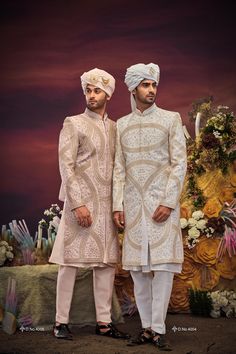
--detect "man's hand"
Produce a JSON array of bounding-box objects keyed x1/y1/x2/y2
[
  {"x1": 73, "y1": 206, "x2": 92, "y2": 227},
  {"x1": 152, "y1": 205, "x2": 172, "y2": 223},
  {"x1": 113, "y1": 211, "x2": 125, "y2": 231}
]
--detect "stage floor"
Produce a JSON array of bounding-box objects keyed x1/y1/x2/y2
[{"x1": 0, "y1": 312, "x2": 235, "y2": 354}]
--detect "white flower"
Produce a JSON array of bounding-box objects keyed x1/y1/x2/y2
[
  {"x1": 196, "y1": 219, "x2": 207, "y2": 230},
  {"x1": 49, "y1": 216, "x2": 61, "y2": 232},
  {"x1": 0, "y1": 241, "x2": 8, "y2": 247},
  {"x1": 210, "y1": 309, "x2": 221, "y2": 318},
  {"x1": 188, "y1": 218, "x2": 197, "y2": 227},
  {"x1": 205, "y1": 227, "x2": 215, "y2": 237},
  {"x1": 0, "y1": 246, "x2": 6, "y2": 256},
  {"x1": 217, "y1": 105, "x2": 229, "y2": 110},
  {"x1": 188, "y1": 227, "x2": 200, "y2": 238},
  {"x1": 213, "y1": 130, "x2": 222, "y2": 139},
  {"x1": 180, "y1": 218, "x2": 188, "y2": 229},
  {"x1": 44, "y1": 209, "x2": 50, "y2": 216},
  {"x1": 187, "y1": 238, "x2": 199, "y2": 249},
  {"x1": 39, "y1": 219, "x2": 47, "y2": 226},
  {"x1": 0, "y1": 254, "x2": 6, "y2": 266},
  {"x1": 0, "y1": 241, "x2": 14, "y2": 265},
  {"x1": 6, "y1": 251, "x2": 14, "y2": 260},
  {"x1": 192, "y1": 210, "x2": 204, "y2": 220},
  {"x1": 220, "y1": 297, "x2": 229, "y2": 307}
]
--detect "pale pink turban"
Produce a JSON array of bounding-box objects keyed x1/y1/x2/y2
[{"x1": 81, "y1": 68, "x2": 115, "y2": 97}]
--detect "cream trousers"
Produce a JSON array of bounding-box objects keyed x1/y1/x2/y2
[{"x1": 56, "y1": 265, "x2": 115, "y2": 324}]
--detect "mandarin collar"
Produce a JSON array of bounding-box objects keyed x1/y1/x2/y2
[
  {"x1": 134, "y1": 103, "x2": 157, "y2": 116},
  {"x1": 84, "y1": 108, "x2": 108, "y2": 121}
]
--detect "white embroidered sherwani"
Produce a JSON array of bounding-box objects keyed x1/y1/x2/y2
[
  {"x1": 112, "y1": 104, "x2": 187, "y2": 270},
  {"x1": 49, "y1": 108, "x2": 119, "y2": 267}
]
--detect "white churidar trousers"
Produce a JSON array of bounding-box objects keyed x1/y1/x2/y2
[{"x1": 130, "y1": 270, "x2": 174, "y2": 334}]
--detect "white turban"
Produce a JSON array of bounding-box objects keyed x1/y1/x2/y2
[
  {"x1": 124, "y1": 63, "x2": 160, "y2": 111},
  {"x1": 125, "y1": 63, "x2": 160, "y2": 92},
  {"x1": 81, "y1": 68, "x2": 115, "y2": 97}
]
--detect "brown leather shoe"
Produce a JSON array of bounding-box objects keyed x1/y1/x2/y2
[
  {"x1": 53, "y1": 323, "x2": 73, "y2": 340},
  {"x1": 96, "y1": 322, "x2": 130, "y2": 339}
]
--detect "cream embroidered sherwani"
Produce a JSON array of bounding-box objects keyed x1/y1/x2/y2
[
  {"x1": 50, "y1": 108, "x2": 119, "y2": 267},
  {"x1": 113, "y1": 104, "x2": 187, "y2": 270}
]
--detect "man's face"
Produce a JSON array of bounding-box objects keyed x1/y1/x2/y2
[
  {"x1": 85, "y1": 84, "x2": 109, "y2": 111},
  {"x1": 133, "y1": 79, "x2": 157, "y2": 105}
]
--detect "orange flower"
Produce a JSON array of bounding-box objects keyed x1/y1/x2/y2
[
  {"x1": 218, "y1": 188, "x2": 235, "y2": 204},
  {"x1": 197, "y1": 170, "x2": 225, "y2": 199},
  {"x1": 180, "y1": 201, "x2": 193, "y2": 219},
  {"x1": 198, "y1": 265, "x2": 220, "y2": 290},
  {"x1": 229, "y1": 165, "x2": 236, "y2": 186},
  {"x1": 202, "y1": 197, "x2": 222, "y2": 218},
  {"x1": 183, "y1": 246, "x2": 196, "y2": 261},
  {"x1": 179, "y1": 254, "x2": 201, "y2": 281},
  {"x1": 193, "y1": 237, "x2": 220, "y2": 266},
  {"x1": 169, "y1": 277, "x2": 191, "y2": 312},
  {"x1": 216, "y1": 254, "x2": 236, "y2": 279}
]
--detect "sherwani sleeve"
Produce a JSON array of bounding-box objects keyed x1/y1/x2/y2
[
  {"x1": 112, "y1": 121, "x2": 126, "y2": 212},
  {"x1": 58, "y1": 117, "x2": 84, "y2": 211},
  {"x1": 160, "y1": 113, "x2": 187, "y2": 209}
]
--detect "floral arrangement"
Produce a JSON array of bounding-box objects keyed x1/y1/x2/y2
[
  {"x1": 186, "y1": 99, "x2": 236, "y2": 209},
  {"x1": 208, "y1": 290, "x2": 236, "y2": 318},
  {"x1": 0, "y1": 204, "x2": 62, "y2": 266},
  {"x1": 180, "y1": 201, "x2": 236, "y2": 259},
  {"x1": 0, "y1": 240, "x2": 14, "y2": 266},
  {"x1": 188, "y1": 288, "x2": 236, "y2": 318},
  {"x1": 38, "y1": 203, "x2": 62, "y2": 232},
  {"x1": 36, "y1": 203, "x2": 62, "y2": 259},
  {"x1": 181, "y1": 210, "x2": 220, "y2": 249}
]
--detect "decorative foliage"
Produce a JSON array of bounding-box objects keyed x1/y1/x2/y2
[
  {"x1": 186, "y1": 100, "x2": 236, "y2": 210},
  {"x1": 8, "y1": 220, "x2": 35, "y2": 265},
  {"x1": 0, "y1": 204, "x2": 62, "y2": 266},
  {"x1": 188, "y1": 96, "x2": 213, "y2": 123},
  {"x1": 189, "y1": 289, "x2": 213, "y2": 316}
]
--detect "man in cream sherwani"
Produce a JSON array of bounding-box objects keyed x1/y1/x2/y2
[
  {"x1": 113, "y1": 63, "x2": 187, "y2": 350},
  {"x1": 49, "y1": 68, "x2": 129, "y2": 341}
]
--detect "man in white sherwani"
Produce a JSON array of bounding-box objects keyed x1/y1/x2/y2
[
  {"x1": 113, "y1": 63, "x2": 187, "y2": 350},
  {"x1": 49, "y1": 68, "x2": 129, "y2": 341}
]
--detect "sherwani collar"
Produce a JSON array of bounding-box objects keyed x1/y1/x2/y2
[
  {"x1": 134, "y1": 103, "x2": 157, "y2": 116},
  {"x1": 84, "y1": 108, "x2": 108, "y2": 121}
]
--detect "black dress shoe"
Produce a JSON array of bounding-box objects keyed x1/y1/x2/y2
[
  {"x1": 96, "y1": 322, "x2": 130, "y2": 339},
  {"x1": 127, "y1": 328, "x2": 153, "y2": 346},
  {"x1": 152, "y1": 333, "x2": 172, "y2": 351},
  {"x1": 53, "y1": 323, "x2": 73, "y2": 340}
]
